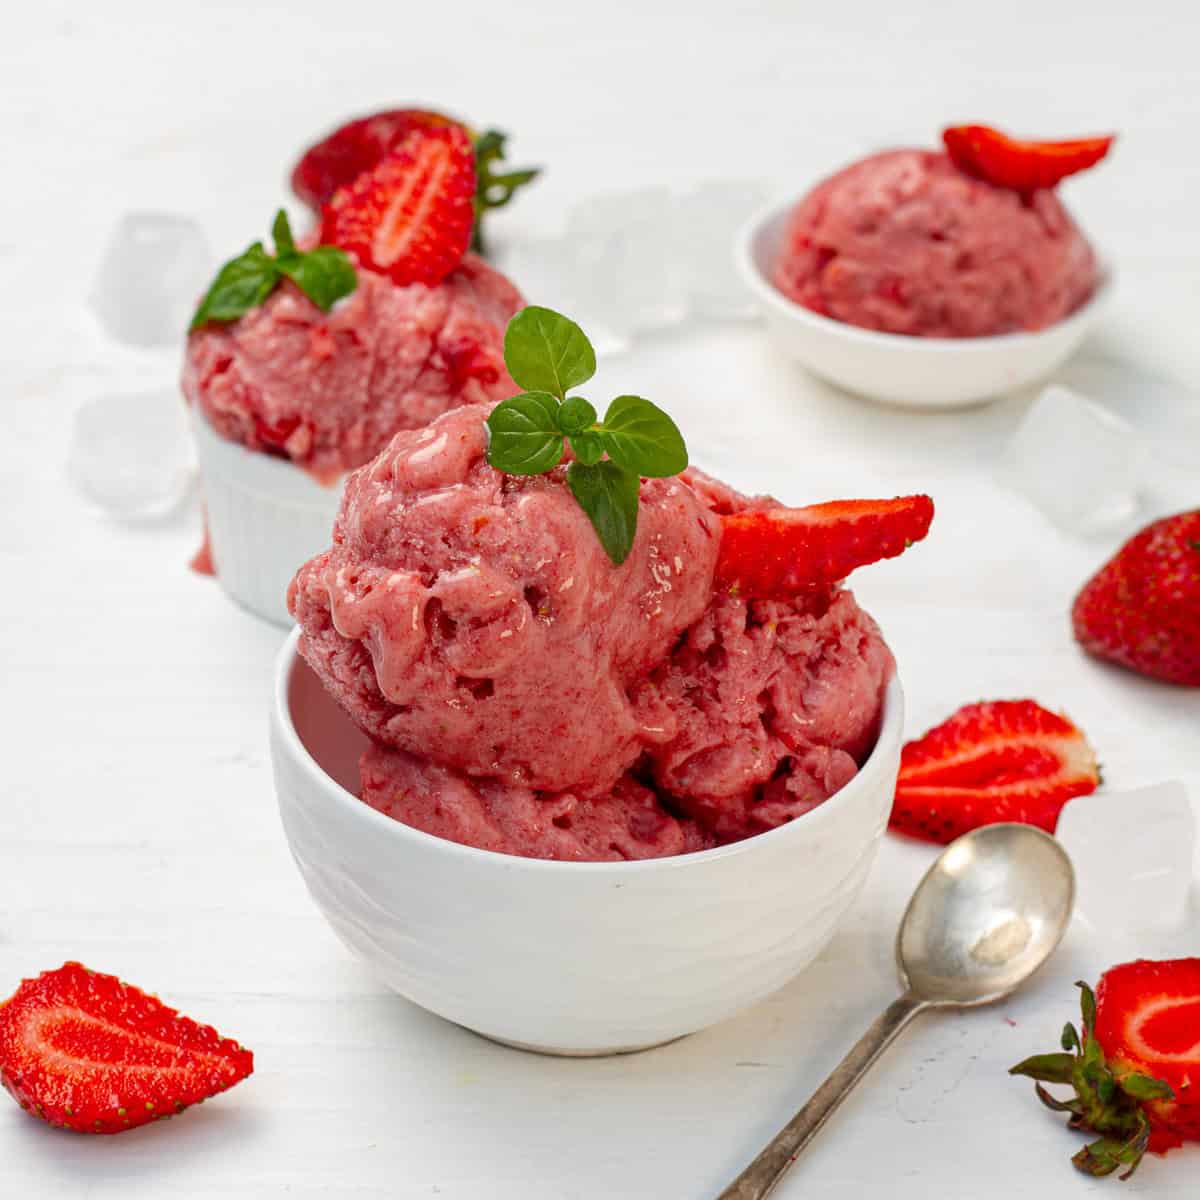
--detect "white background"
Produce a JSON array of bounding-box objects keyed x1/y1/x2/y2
[{"x1": 3, "y1": 1, "x2": 1199, "y2": 1196}]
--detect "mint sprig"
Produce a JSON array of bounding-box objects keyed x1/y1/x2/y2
[
  {"x1": 190, "y1": 210, "x2": 356, "y2": 332},
  {"x1": 485, "y1": 306, "x2": 688, "y2": 565}
]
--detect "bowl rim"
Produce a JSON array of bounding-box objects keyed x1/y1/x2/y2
[
  {"x1": 272, "y1": 626, "x2": 906, "y2": 876},
  {"x1": 734, "y1": 195, "x2": 1112, "y2": 353}
]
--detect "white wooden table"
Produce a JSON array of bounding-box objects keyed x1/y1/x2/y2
[{"x1": 3, "y1": 2, "x2": 1199, "y2": 1196}]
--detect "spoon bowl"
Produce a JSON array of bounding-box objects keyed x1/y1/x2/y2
[{"x1": 899, "y1": 823, "x2": 1076, "y2": 1006}]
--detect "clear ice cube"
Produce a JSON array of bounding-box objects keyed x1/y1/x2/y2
[
  {"x1": 89, "y1": 213, "x2": 213, "y2": 347},
  {"x1": 996, "y1": 384, "x2": 1149, "y2": 535},
  {"x1": 1057, "y1": 782, "x2": 1195, "y2": 940},
  {"x1": 678, "y1": 179, "x2": 769, "y2": 320},
  {"x1": 566, "y1": 188, "x2": 688, "y2": 340},
  {"x1": 67, "y1": 391, "x2": 196, "y2": 519}
]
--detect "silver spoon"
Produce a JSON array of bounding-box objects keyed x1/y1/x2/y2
[{"x1": 717, "y1": 822, "x2": 1075, "y2": 1199}]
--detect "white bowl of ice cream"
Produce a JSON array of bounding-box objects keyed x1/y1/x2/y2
[
  {"x1": 736, "y1": 149, "x2": 1111, "y2": 409},
  {"x1": 267, "y1": 403, "x2": 912, "y2": 1054},
  {"x1": 271, "y1": 634, "x2": 903, "y2": 1055}
]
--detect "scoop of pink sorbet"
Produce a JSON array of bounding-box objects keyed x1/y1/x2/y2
[
  {"x1": 183, "y1": 254, "x2": 522, "y2": 481},
  {"x1": 290, "y1": 404, "x2": 894, "y2": 861},
  {"x1": 772, "y1": 149, "x2": 1098, "y2": 338}
]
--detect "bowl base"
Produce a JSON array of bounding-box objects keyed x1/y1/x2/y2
[{"x1": 465, "y1": 1026, "x2": 689, "y2": 1058}]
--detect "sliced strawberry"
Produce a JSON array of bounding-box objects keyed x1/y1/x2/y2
[
  {"x1": 1073, "y1": 510, "x2": 1200, "y2": 688},
  {"x1": 1095, "y1": 959, "x2": 1200, "y2": 1115},
  {"x1": 714, "y1": 494, "x2": 933, "y2": 598},
  {"x1": 0, "y1": 962, "x2": 252, "y2": 1134},
  {"x1": 943, "y1": 124, "x2": 1115, "y2": 191},
  {"x1": 291, "y1": 108, "x2": 457, "y2": 211},
  {"x1": 320, "y1": 124, "x2": 476, "y2": 288},
  {"x1": 889, "y1": 699, "x2": 1099, "y2": 843}
]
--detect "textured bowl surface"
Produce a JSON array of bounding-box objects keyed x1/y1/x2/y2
[
  {"x1": 270, "y1": 629, "x2": 905, "y2": 1054},
  {"x1": 191, "y1": 411, "x2": 344, "y2": 626},
  {"x1": 736, "y1": 199, "x2": 1110, "y2": 410}
]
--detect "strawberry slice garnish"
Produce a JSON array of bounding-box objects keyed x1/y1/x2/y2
[
  {"x1": 943, "y1": 124, "x2": 1115, "y2": 192},
  {"x1": 715, "y1": 494, "x2": 934, "y2": 598},
  {"x1": 888, "y1": 699, "x2": 1099, "y2": 844},
  {"x1": 1011, "y1": 961, "x2": 1200, "y2": 1177},
  {"x1": 1072, "y1": 510, "x2": 1200, "y2": 688},
  {"x1": 0, "y1": 962, "x2": 253, "y2": 1134},
  {"x1": 292, "y1": 108, "x2": 457, "y2": 210},
  {"x1": 320, "y1": 124, "x2": 476, "y2": 288}
]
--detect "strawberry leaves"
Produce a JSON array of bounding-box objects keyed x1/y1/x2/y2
[
  {"x1": 486, "y1": 307, "x2": 688, "y2": 565},
  {"x1": 191, "y1": 210, "x2": 355, "y2": 331},
  {"x1": 1011, "y1": 982, "x2": 1175, "y2": 1180}
]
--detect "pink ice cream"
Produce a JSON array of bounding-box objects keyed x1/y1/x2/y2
[
  {"x1": 183, "y1": 254, "x2": 522, "y2": 481},
  {"x1": 290, "y1": 404, "x2": 893, "y2": 862},
  {"x1": 772, "y1": 149, "x2": 1099, "y2": 338}
]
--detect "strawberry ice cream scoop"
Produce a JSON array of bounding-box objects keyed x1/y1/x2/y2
[
  {"x1": 772, "y1": 149, "x2": 1099, "y2": 338},
  {"x1": 289, "y1": 404, "x2": 897, "y2": 859},
  {"x1": 183, "y1": 254, "x2": 522, "y2": 481}
]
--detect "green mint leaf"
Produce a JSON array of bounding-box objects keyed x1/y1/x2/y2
[
  {"x1": 558, "y1": 396, "x2": 597, "y2": 435},
  {"x1": 272, "y1": 209, "x2": 297, "y2": 259},
  {"x1": 567, "y1": 461, "x2": 640, "y2": 565},
  {"x1": 598, "y1": 394, "x2": 688, "y2": 478},
  {"x1": 486, "y1": 392, "x2": 564, "y2": 475},
  {"x1": 569, "y1": 431, "x2": 605, "y2": 465},
  {"x1": 277, "y1": 246, "x2": 357, "y2": 312},
  {"x1": 190, "y1": 243, "x2": 280, "y2": 331},
  {"x1": 504, "y1": 306, "x2": 596, "y2": 400}
]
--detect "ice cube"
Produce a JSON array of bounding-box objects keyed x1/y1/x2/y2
[
  {"x1": 89, "y1": 213, "x2": 213, "y2": 347},
  {"x1": 67, "y1": 391, "x2": 196, "y2": 519},
  {"x1": 996, "y1": 384, "x2": 1149, "y2": 535},
  {"x1": 678, "y1": 179, "x2": 769, "y2": 320},
  {"x1": 1057, "y1": 782, "x2": 1195, "y2": 940},
  {"x1": 566, "y1": 188, "x2": 688, "y2": 339}
]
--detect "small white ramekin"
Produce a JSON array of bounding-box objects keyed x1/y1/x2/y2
[
  {"x1": 270, "y1": 628, "x2": 905, "y2": 1055},
  {"x1": 736, "y1": 198, "x2": 1111, "y2": 409},
  {"x1": 191, "y1": 411, "x2": 344, "y2": 626}
]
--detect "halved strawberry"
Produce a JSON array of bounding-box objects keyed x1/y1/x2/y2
[
  {"x1": 320, "y1": 124, "x2": 476, "y2": 288},
  {"x1": 292, "y1": 108, "x2": 457, "y2": 210},
  {"x1": 714, "y1": 495, "x2": 933, "y2": 598},
  {"x1": 1012, "y1": 961, "x2": 1200, "y2": 1177},
  {"x1": 943, "y1": 124, "x2": 1115, "y2": 191},
  {"x1": 889, "y1": 699, "x2": 1099, "y2": 843},
  {"x1": 0, "y1": 962, "x2": 252, "y2": 1134}
]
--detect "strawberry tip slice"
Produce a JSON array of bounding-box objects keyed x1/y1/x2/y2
[
  {"x1": 943, "y1": 124, "x2": 1115, "y2": 192},
  {"x1": 715, "y1": 493, "x2": 934, "y2": 598},
  {"x1": 0, "y1": 962, "x2": 253, "y2": 1134}
]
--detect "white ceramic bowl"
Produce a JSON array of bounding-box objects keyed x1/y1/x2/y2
[
  {"x1": 270, "y1": 629, "x2": 905, "y2": 1055},
  {"x1": 191, "y1": 411, "x2": 344, "y2": 626},
  {"x1": 736, "y1": 199, "x2": 1111, "y2": 410}
]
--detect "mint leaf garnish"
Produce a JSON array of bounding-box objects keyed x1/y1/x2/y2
[
  {"x1": 567, "y1": 461, "x2": 641, "y2": 565},
  {"x1": 189, "y1": 243, "x2": 279, "y2": 331},
  {"x1": 558, "y1": 396, "x2": 597, "y2": 435},
  {"x1": 485, "y1": 391, "x2": 564, "y2": 474},
  {"x1": 599, "y1": 395, "x2": 688, "y2": 478},
  {"x1": 277, "y1": 246, "x2": 358, "y2": 313},
  {"x1": 190, "y1": 210, "x2": 356, "y2": 332},
  {"x1": 485, "y1": 306, "x2": 688, "y2": 565},
  {"x1": 503, "y1": 306, "x2": 596, "y2": 399}
]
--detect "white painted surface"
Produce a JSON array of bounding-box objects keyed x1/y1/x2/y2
[{"x1": 2, "y1": 1, "x2": 1199, "y2": 1196}]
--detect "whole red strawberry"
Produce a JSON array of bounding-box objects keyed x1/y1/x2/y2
[
  {"x1": 889, "y1": 699, "x2": 1099, "y2": 843},
  {"x1": 1012, "y1": 959, "x2": 1200, "y2": 1177},
  {"x1": 0, "y1": 963, "x2": 252, "y2": 1133},
  {"x1": 715, "y1": 494, "x2": 934, "y2": 598},
  {"x1": 321, "y1": 124, "x2": 476, "y2": 288},
  {"x1": 1072, "y1": 510, "x2": 1200, "y2": 687},
  {"x1": 943, "y1": 124, "x2": 1115, "y2": 191}
]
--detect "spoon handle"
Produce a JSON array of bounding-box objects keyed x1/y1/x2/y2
[{"x1": 716, "y1": 992, "x2": 926, "y2": 1199}]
